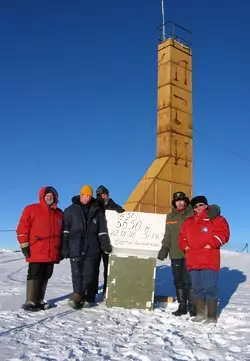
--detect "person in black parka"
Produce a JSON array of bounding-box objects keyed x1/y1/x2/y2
[
  {"x1": 94, "y1": 185, "x2": 124, "y2": 298},
  {"x1": 62, "y1": 184, "x2": 112, "y2": 309},
  {"x1": 86, "y1": 185, "x2": 124, "y2": 300}
]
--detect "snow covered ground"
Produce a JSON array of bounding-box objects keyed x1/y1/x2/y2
[{"x1": 0, "y1": 250, "x2": 249, "y2": 361}]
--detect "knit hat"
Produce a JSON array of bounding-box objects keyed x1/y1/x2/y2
[
  {"x1": 190, "y1": 196, "x2": 208, "y2": 208},
  {"x1": 96, "y1": 185, "x2": 109, "y2": 197},
  {"x1": 80, "y1": 184, "x2": 93, "y2": 196},
  {"x1": 172, "y1": 191, "x2": 190, "y2": 208}
]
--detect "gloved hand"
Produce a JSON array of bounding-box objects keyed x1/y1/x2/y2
[
  {"x1": 61, "y1": 232, "x2": 70, "y2": 259},
  {"x1": 21, "y1": 246, "x2": 30, "y2": 258},
  {"x1": 101, "y1": 241, "x2": 112, "y2": 254},
  {"x1": 157, "y1": 246, "x2": 169, "y2": 261}
]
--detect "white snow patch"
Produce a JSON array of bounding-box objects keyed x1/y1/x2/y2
[{"x1": 0, "y1": 250, "x2": 249, "y2": 360}]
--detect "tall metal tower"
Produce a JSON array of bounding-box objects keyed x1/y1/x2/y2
[{"x1": 124, "y1": 21, "x2": 192, "y2": 214}]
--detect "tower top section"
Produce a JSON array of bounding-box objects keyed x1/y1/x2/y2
[{"x1": 158, "y1": 21, "x2": 192, "y2": 48}]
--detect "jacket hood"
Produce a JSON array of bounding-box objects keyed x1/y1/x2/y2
[
  {"x1": 72, "y1": 195, "x2": 81, "y2": 205},
  {"x1": 208, "y1": 204, "x2": 221, "y2": 217},
  {"x1": 39, "y1": 186, "x2": 59, "y2": 207}
]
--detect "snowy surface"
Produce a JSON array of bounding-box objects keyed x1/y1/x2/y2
[{"x1": 0, "y1": 250, "x2": 249, "y2": 361}]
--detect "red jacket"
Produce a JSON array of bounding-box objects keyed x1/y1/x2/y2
[
  {"x1": 16, "y1": 187, "x2": 63, "y2": 263},
  {"x1": 178, "y1": 210, "x2": 230, "y2": 271}
]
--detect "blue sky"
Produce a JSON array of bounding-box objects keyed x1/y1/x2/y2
[{"x1": 0, "y1": 0, "x2": 249, "y2": 250}]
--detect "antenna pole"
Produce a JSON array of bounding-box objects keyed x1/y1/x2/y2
[{"x1": 161, "y1": 0, "x2": 166, "y2": 41}]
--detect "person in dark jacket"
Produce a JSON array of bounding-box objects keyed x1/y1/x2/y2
[
  {"x1": 16, "y1": 186, "x2": 63, "y2": 311},
  {"x1": 96, "y1": 185, "x2": 125, "y2": 214},
  {"x1": 158, "y1": 191, "x2": 220, "y2": 317},
  {"x1": 62, "y1": 184, "x2": 112, "y2": 309},
  {"x1": 94, "y1": 185, "x2": 125, "y2": 298}
]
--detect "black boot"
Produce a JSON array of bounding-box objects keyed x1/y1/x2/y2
[
  {"x1": 186, "y1": 289, "x2": 196, "y2": 317},
  {"x1": 172, "y1": 289, "x2": 187, "y2": 316},
  {"x1": 22, "y1": 280, "x2": 40, "y2": 311},
  {"x1": 37, "y1": 280, "x2": 53, "y2": 310}
]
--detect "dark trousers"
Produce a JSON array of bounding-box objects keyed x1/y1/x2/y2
[
  {"x1": 190, "y1": 269, "x2": 218, "y2": 301},
  {"x1": 171, "y1": 258, "x2": 192, "y2": 290},
  {"x1": 87, "y1": 251, "x2": 109, "y2": 297},
  {"x1": 27, "y1": 263, "x2": 54, "y2": 282},
  {"x1": 102, "y1": 252, "x2": 109, "y2": 294},
  {"x1": 70, "y1": 256, "x2": 96, "y2": 297}
]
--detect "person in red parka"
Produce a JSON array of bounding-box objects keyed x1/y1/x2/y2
[
  {"x1": 178, "y1": 195, "x2": 230, "y2": 323},
  {"x1": 16, "y1": 186, "x2": 63, "y2": 311}
]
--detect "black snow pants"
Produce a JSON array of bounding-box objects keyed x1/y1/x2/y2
[
  {"x1": 70, "y1": 256, "x2": 97, "y2": 297},
  {"x1": 171, "y1": 258, "x2": 192, "y2": 290},
  {"x1": 27, "y1": 263, "x2": 54, "y2": 282},
  {"x1": 87, "y1": 251, "x2": 109, "y2": 298}
]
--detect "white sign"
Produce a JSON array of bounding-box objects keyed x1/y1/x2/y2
[{"x1": 106, "y1": 210, "x2": 166, "y2": 251}]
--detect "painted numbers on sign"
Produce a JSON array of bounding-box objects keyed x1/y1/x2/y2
[{"x1": 106, "y1": 211, "x2": 167, "y2": 251}]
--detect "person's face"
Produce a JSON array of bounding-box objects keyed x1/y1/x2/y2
[
  {"x1": 175, "y1": 199, "x2": 186, "y2": 210},
  {"x1": 100, "y1": 193, "x2": 108, "y2": 201},
  {"x1": 193, "y1": 203, "x2": 207, "y2": 215},
  {"x1": 44, "y1": 192, "x2": 54, "y2": 206},
  {"x1": 80, "y1": 194, "x2": 91, "y2": 204}
]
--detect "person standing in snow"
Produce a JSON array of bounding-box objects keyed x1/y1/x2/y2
[
  {"x1": 178, "y1": 195, "x2": 230, "y2": 323},
  {"x1": 16, "y1": 186, "x2": 63, "y2": 311},
  {"x1": 157, "y1": 191, "x2": 220, "y2": 317},
  {"x1": 61, "y1": 184, "x2": 112, "y2": 309},
  {"x1": 91, "y1": 185, "x2": 124, "y2": 299}
]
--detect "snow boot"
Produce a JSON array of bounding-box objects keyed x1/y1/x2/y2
[
  {"x1": 37, "y1": 280, "x2": 53, "y2": 310},
  {"x1": 186, "y1": 289, "x2": 196, "y2": 317},
  {"x1": 22, "y1": 280, "x2": 40, "y2": 312},
  {"x1": 68, "y1": 299, "x2": 82, "y2": 309},
  {"x1": 172, "y1": 289, "x2": 187, "y2": 316},
  {"x1": 192, "y1": 299, "x2": 206, "y2": 322},
  {"x1": 204, "y1": 299, "x2": 217, "y2": 324},
  {"x1": 82, "y1": 301, "x2": 98, "y2": 308},
  {"x1": 22, "y1": 301, "x2": 40, "y2": 311},
  {"x1": 68, "y1": 293, "x2": 83, "y2": 310}
]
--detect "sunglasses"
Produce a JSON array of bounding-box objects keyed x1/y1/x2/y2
[{"x1": 194, "y1": 203, "x2": 206, "y2": 209}]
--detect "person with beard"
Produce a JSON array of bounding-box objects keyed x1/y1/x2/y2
[
  {"x1": 158, "y1": 191, "x2": 220, "y2": 317},
  {"x1": 62, "y1": 184, "x2": 112, "y2": 309},
  {"x1": 96, "y1": 185, "x2": 125, "y2": 214},
  {"x1": 16, "y1": 186, "x2": 63, "y2": 311}
]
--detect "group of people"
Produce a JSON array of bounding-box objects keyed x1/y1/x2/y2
[
  {"x1": 158, "y1": 192, "x2": 230, "y2": 323},
  {"x1": 16, "y1": 184, "x2": 124, "y2": 311},
  {"x1": 16, "y1": 185, "x2": 230, "y2": 324}
]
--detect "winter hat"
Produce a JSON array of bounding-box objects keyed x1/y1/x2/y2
[
  {"x1": 80, "y1": 184, "x2": 93, "y2": 196},
  {"x1": 172, "y1": 191, "x2": 190, "y2": 208},
  {"x1": 96, "y1": 185, "x2": 109, "y2": 197},
  {"x1": 190, "y1": 196, "x2": 208, "y2": 208}
]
